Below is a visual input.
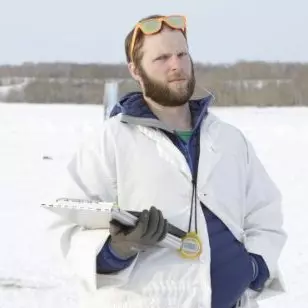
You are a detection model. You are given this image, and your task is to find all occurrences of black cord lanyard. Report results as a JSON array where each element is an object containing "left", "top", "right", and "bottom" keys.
[{"left": 187, "top": 132, "right": 201, "bottom": 234}]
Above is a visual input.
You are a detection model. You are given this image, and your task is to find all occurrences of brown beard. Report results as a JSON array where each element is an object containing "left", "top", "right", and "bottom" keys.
[{"left": 138, "top": 61, "right": 196, "bottom": 107}]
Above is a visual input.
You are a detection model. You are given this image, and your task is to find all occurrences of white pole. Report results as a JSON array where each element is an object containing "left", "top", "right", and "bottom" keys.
[{"left": 103, "top": 80, "right": 119, "bottom": 119}]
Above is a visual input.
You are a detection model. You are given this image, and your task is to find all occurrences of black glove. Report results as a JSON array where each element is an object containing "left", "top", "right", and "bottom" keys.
[{"left": 109, "top": 206, "right": 168, "bottom": 259}]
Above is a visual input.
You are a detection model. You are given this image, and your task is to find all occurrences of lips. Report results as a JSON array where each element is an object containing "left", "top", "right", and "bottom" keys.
[{"left": 169, "top": 78, "right": 186, "bottom": 82}]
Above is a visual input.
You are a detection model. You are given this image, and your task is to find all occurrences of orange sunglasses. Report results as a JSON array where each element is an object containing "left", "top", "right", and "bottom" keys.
[{"left": 129, "top": 15, "right": 187, "bottom": 61}]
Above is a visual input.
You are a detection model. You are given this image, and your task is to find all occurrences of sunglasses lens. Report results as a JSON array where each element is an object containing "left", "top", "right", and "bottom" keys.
[
  {"left": 140, "top": 19, "right": 161, "bottom": 34},
  {"left": 166, "top": 16, "right": 185, "bottom": 29}
]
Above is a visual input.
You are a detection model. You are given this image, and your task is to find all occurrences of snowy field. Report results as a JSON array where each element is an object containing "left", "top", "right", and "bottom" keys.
[{"left": 0, "top": 102, "right": 307, "bottom": 308}]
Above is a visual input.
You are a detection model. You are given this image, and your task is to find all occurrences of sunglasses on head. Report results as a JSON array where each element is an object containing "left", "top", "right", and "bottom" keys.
[{"left": 130, "top": 15, "right": 187, "bottom": 62}]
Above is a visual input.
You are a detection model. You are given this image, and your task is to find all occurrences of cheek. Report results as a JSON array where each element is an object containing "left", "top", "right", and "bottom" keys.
[
  {"left": 146, "top": 64, "right": 168, "bottom": 82},
  {"left": 182, "top": 58, "right": 192, "bottom": 74},
  {"left": 153, "top": 61, "right": 169, "bottom": 75}
]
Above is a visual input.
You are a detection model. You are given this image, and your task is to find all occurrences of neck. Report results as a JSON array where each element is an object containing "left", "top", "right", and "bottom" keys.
[{"left": 145, "top": 98, "right": 192, "bottom": 131}]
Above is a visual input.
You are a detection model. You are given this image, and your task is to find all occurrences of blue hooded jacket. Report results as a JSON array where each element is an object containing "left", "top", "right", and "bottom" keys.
[{"left": 96, "top": 92, "right": 270, "bottom": 308}]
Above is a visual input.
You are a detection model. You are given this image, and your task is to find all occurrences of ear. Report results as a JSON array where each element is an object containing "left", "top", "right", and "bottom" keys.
[{"left": 128, "top": 62, "right": 142, "bottom": 83}]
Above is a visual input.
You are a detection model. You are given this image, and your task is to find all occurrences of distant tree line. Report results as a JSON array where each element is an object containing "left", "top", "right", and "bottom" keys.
[{"left": 1, "top": 61, "right": 307, "bottom": 106}]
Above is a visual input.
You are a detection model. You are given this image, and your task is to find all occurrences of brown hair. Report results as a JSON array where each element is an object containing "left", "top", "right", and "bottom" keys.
[
  {"left": 124, "top": 14, "right": 164, "bottom": 66},
  {"left": 124, "top": 14, "right": 187, "bottom": 66}
]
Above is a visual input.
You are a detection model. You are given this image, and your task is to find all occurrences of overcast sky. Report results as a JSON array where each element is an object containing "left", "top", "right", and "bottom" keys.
[{"left": 0, "top": 0, "right": 307, "bottom": 64}]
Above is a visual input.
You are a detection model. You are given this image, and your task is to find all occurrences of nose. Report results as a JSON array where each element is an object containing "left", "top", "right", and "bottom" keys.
[{"left": 169, "top": 54, "right": 183, "bottom": 72}]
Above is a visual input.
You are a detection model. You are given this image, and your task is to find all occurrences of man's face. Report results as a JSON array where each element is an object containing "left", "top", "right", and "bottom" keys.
[{"left": 136, "top": 27, "right": 195, "bottom": 107}]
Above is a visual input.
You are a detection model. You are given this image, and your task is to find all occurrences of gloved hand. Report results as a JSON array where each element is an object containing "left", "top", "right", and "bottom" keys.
[{"left": 109, "top": 206, "right": 168, "bottom": 259}]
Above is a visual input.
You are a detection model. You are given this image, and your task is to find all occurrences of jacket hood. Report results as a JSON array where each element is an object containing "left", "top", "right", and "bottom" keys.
[{"left": 109, "top": 91, "right": 213, "bottom": 132}]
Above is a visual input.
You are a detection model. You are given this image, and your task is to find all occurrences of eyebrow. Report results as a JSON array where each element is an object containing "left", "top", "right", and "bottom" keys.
[{"left": 153, "top": 51, "right": 188, "bottom": 62}]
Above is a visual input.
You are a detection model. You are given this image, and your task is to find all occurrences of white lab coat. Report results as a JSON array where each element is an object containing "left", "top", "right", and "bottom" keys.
[{"left": 46, "top": 112, "right": 286, "bottom": 308}]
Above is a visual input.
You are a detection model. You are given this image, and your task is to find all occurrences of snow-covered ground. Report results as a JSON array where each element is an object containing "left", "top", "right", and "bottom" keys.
[
  {"left": 0, "top": 103, "right": 307, "bottom": 307},
  {"left": 0, "top": 79, "right": 32, "bottom": 99}
]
